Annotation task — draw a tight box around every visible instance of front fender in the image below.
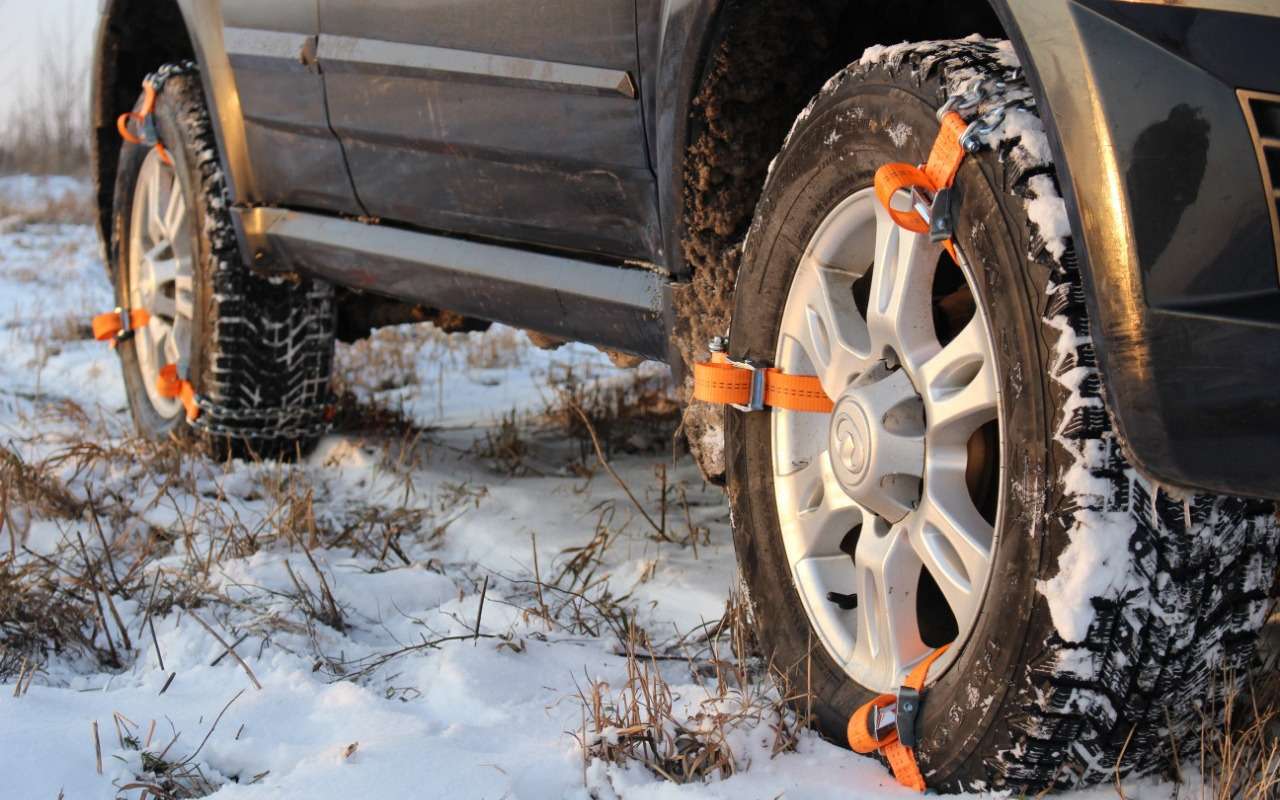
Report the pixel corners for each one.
[991,0,1280,500]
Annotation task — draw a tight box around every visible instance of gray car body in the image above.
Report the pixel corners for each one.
[92,0,1280,501]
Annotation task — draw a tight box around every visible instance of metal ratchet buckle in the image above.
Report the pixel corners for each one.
[114,306,137,344]
[910,184,955,244]
[868,685,923,748]
[726,356,768,412]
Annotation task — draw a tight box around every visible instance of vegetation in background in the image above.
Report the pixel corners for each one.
[0,12,91,176]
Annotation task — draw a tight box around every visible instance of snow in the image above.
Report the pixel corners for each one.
[0,174,89,213]
[0,170,1187,798]
[0,180,891,799]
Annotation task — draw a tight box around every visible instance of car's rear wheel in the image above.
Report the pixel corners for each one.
[110,66,336,451]
[124,146,198,431]
[725,38,1279,792]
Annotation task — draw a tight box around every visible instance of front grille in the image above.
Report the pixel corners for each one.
[1239,90,1280,278]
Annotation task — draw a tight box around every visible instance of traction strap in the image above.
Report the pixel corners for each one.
[157,364,201,422]
[117,80,173,166]
[847,645,950,792]
[92,308,151,348]
[117,62,197,166]
[693,110,973,413]
[94,308,202,421]
[692,351,833,413]
[874,110,970,261]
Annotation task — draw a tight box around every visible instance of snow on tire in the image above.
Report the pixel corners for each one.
[725,36,1280,793]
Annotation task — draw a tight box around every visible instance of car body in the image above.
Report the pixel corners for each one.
[91,0,1280,500]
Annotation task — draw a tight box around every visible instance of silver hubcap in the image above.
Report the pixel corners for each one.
[127,148,195,418]
[772,188,1002,692]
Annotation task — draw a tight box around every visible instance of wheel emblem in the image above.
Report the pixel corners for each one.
[832,405,871,481]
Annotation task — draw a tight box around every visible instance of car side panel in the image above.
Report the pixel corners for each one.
[173,0,361,215]
[217,0,362,214]
[318,1,661,262]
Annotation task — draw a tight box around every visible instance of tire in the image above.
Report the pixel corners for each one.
[725,38,1280,792]
[110,67,335,451]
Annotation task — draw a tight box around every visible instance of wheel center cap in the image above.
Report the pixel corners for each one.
[826,368,926,523]
[831,400,872,484]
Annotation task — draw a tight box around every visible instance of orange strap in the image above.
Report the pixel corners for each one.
[692,354,833,413]
[873,110,969,258]
[92,308,151,347]
[847,694,896,754]
[847,644,950,792]
[923,111,969,191]
[117,81,172,165]
[157,364,201,421]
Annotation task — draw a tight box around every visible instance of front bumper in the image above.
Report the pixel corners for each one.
[999,0,1280,500]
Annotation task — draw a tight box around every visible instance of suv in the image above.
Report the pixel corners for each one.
[92,1,1280,792]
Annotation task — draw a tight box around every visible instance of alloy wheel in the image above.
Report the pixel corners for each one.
[127,148,196,418]
[772,187,1002,693]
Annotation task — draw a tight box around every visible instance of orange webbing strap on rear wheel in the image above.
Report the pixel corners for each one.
[157,364,201,421]
[847,644,951,792]
[93,308,151,346]
[116,83,157,146]
[692,355,833,414]
[117,79,174,165]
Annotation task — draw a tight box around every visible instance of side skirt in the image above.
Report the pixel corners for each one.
[236,208,672,360]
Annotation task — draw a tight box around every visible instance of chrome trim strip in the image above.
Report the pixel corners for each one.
[223,27,312,63]
[240,208,663,312]
[317,34,637,98]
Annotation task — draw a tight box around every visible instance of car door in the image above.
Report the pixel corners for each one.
[317,0,660,262]
[219,0,362,214]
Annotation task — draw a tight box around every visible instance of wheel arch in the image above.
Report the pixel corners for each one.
[657,0,1016,281]
[91,0,255,257]
[658,0,1017,480]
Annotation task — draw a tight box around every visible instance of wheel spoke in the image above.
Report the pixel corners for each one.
[174,275,195,319]
[163,177,186,243]
[793,554,859,661]
[147,164,166,244]
[152,295,177,320]
[776,452,863,559]
[784,258,872,398]
[146,250,179,286]
[162,326,181,364]
[852,517,926,683]
[919,318,998,444]
[868,201,938,373]
[912,465,994,626]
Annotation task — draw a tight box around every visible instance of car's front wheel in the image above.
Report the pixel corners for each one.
[725,38,1279,792]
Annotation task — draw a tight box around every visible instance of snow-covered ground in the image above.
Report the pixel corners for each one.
[0,179,1177,799]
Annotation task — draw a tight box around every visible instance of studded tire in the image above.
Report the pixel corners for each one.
[110,69,335,451]
[725,38,1279,792]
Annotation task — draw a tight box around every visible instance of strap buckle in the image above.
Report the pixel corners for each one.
[866,685,921,749]
[894,686,923,748]
[725,356,768,412]
[870,701,899,744]
[113,306,137,344]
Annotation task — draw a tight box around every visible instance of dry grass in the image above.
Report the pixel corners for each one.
[5,320,1276,797]
[102,695,269,798]
[543,366,680,463]
[0,189,95,230]
[574,587,806,785]
[1193,636,1280,800]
